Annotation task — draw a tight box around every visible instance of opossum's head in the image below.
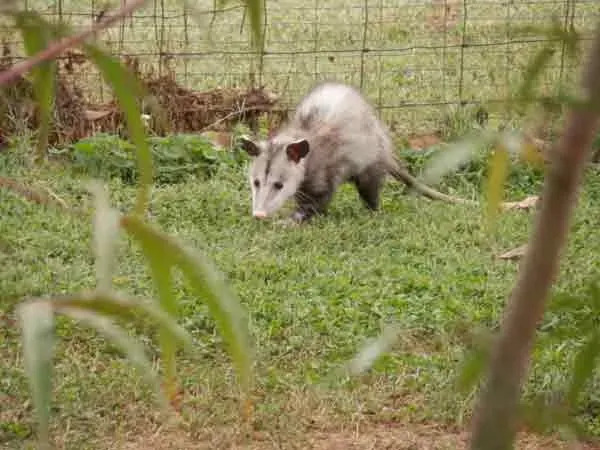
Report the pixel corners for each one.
[240,136,310,219]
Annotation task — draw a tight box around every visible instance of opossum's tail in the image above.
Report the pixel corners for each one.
[387,157,475,205]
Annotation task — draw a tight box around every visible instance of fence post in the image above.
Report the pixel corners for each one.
[458,0,467,105]
[377,0,383,113]
[313,0,319,83]
[259,0,267,87]
[359,0,369,90]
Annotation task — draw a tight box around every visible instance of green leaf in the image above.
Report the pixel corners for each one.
[82,44,153,216]
[134,228,179,394]
[516,45,556,106]
[13,11,55,162]
[456,345,490,393]
[59,307,168,410]
[18,301,54,450]
[121,215,253,392]
[48,291,194,353]
[567,330,600,408]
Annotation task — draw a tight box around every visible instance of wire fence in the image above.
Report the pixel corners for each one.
[2,0,600,135]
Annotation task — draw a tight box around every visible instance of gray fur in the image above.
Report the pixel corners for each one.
[240,82,472,222]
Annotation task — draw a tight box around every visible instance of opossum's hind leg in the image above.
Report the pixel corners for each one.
[353,164,385,211]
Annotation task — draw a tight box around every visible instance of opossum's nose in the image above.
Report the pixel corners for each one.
[253,210,267,219]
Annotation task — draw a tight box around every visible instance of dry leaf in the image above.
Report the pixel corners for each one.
[501,195,539,211]
[84,109,112,121]
[498,244,528,260]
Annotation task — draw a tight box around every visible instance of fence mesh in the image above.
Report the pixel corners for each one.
[2,0,600,136]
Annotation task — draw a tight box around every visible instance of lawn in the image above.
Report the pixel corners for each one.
[3,0,600,448]
[3,132,600,449]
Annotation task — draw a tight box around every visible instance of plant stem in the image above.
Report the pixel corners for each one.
[469,21,600,450]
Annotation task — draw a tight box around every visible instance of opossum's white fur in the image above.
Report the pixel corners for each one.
[292,82,396,170]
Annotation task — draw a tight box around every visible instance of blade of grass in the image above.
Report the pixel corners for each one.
[121,215,253,393]
[59,307,169,411]
[82,44,153,215]
[137,242,179,400]
[567,330,600,408]
[18,301,55,450]
[44,291,194,353]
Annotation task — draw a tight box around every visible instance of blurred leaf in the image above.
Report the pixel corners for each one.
[82,44,153,216]
[18,301,54,450]
[520,141,546,167]
[485,146,509,229]
[88,181,122,292]
[13,11,55,161]
[347,324,401,375]
[516,45,556,106]
[520,394,588,439]
[456,338,491,393]
[567,331,600,408]
[59,307,168,410]
[121,215,253,392]
[421,131,495,186]
[132,223,179,398]
[587,281,600,315]
[49,291,194,353]
[245,0,264,48]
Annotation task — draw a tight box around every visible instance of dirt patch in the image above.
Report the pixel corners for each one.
[114,422,599,450]
[0,49,284,147]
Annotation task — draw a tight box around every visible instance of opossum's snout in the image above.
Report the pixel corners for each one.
[253,210,267,219]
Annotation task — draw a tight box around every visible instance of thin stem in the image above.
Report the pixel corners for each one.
[469,20,600,450]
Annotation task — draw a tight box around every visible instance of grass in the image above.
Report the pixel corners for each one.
[2,3,600,447]
[3,130,600,448]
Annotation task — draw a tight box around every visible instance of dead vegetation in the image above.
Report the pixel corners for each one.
[0,48,284,148]
[113,422,599,450]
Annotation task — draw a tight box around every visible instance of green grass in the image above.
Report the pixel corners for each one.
[3,134,600,448]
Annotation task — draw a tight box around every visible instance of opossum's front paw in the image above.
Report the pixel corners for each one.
[290,210,311,223]
[275,218,299,227]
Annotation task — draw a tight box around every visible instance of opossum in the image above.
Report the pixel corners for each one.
[240,81,473,222]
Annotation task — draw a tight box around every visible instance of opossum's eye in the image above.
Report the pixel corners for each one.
[273,181,283,190]
[253,179,260,188]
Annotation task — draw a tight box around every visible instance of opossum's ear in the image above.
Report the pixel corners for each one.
[285,139,310,164]
[240,136,261,157]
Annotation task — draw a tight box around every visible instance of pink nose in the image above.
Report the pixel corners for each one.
[253,211,267,219]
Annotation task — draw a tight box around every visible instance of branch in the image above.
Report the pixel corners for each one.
[0,0,148,87]
[469,20,600,450]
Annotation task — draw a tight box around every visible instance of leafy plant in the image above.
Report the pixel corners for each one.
[70,133,245,184]
[1,1,263,448]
